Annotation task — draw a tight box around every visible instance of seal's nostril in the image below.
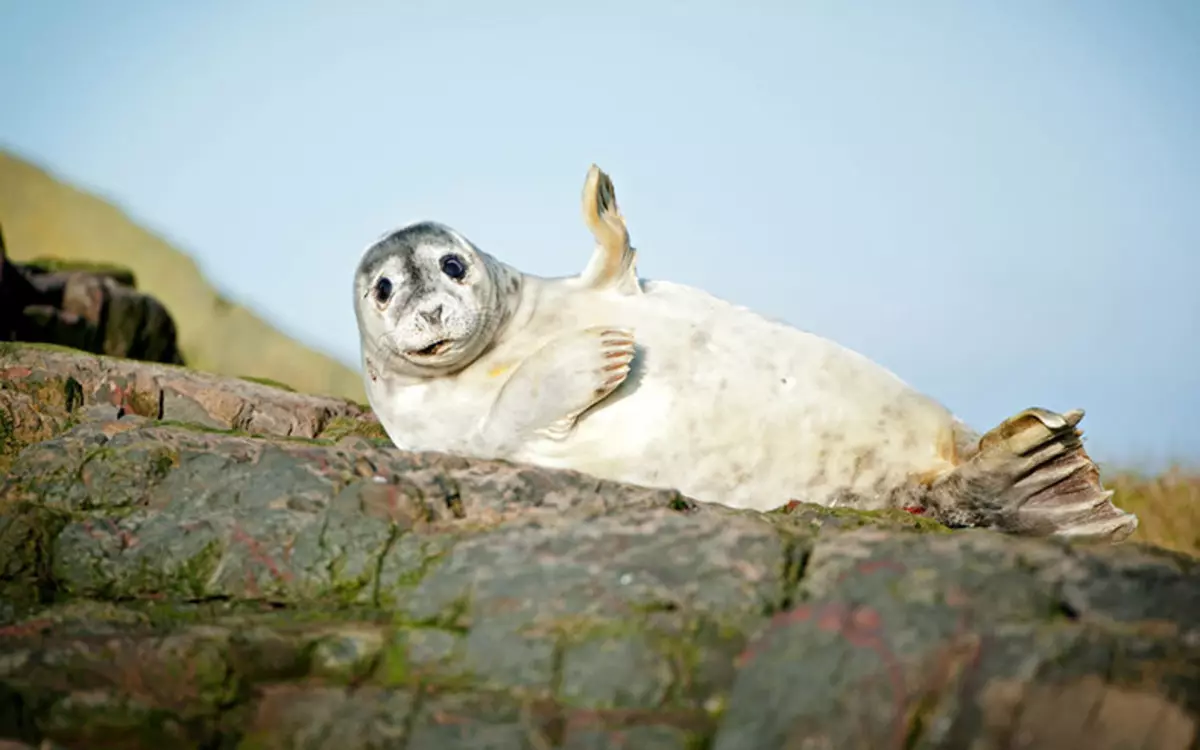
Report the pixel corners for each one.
[420,304,443,326]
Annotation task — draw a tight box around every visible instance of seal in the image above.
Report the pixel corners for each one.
[353,165,1138,542]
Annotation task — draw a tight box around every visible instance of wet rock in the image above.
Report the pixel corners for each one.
[0,343,1197,749]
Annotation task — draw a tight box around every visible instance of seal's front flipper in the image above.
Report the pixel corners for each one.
[577,165,641,295]
[472,326,636,454]
[923,407,1138,542]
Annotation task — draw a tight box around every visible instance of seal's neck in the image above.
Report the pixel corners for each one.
[477,251,525,346]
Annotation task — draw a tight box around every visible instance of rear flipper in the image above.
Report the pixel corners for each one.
[922,407,1138,542]
[576,165,641,295]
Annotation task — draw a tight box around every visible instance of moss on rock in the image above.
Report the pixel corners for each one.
[0,345,1197,748]
[18,256,138,287]
[237,375,296,392]
[317,415,389,442]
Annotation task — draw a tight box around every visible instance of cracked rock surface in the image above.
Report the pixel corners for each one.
[1,343,1198,749]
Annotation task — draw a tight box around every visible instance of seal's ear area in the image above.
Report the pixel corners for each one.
[354,228,421,295]
[577,165,642,296]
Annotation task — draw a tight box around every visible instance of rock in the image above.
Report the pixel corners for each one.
[0,224,184,365]
[0,344,378,455]
[0,229,40,340]
[0,343,1198,749]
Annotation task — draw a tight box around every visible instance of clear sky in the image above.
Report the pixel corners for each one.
[2,1,1197,467]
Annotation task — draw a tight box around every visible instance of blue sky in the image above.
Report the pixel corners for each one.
[2,1,1197,467]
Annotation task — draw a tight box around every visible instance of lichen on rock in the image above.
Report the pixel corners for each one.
[0,343,1197,749]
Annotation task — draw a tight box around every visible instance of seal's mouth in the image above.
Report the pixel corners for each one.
[407,339,452,358]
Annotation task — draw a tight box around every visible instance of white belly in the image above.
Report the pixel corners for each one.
[509,280,965,511]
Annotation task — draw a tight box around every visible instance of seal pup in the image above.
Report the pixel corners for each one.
[353,166,1138,542]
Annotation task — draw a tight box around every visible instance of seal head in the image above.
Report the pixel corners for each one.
[354,221,520,378]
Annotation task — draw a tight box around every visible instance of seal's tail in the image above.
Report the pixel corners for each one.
[578,164,641,295]
[926,407,1138,542]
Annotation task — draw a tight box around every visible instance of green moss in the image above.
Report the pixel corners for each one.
[237,375,296,392]
[825,505,951,533]
[668,496,695,512]
[177,539,224,599]
[1,342,200,379]
[43,700,189,749]
[151,418,333,448]
[9,340,94,357]
[545,611,737,714]
[153,447,179,476]
[0,502,70,600]
[0,403,15,464]
[14,370,86,414]
[131,600,258,627]
[153,419,301,443]
[397,592,470,634]
[376,637,411,686]
[19,256,137,286]
[770,501,952,534]
[236,731,273,750]
[687,729,720,750]
[154,419,243,437]
[79,441,176,495]
[324,555,375,606]
[108,538,225,600]
[369,622,476,690]
[318,415,389,442]
[375,540,451,609]
[187,642,243,707]
[119,599,381,630]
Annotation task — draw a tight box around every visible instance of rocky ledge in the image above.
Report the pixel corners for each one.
[0,224,184,366]
[1,343,1198,750]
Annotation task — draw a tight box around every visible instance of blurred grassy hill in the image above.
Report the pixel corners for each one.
[1107,467,1199,559]
[0,148,366,403]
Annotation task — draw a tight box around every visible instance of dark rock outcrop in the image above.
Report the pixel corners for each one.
[0,225,184,365]
[1,343,1197,749]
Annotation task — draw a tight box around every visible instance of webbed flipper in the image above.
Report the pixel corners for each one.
[923,407,1138,542]
[470,326,636,455]
[577,164,641,295]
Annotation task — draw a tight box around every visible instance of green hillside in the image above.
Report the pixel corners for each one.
[0,149,366,403]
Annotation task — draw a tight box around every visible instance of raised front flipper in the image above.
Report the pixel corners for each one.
[923,407,1138,542]
[577,165,641,295]
[469,326,636,456]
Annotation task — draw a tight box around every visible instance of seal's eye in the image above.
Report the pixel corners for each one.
[373,277,393,304]
[439,254,467,281]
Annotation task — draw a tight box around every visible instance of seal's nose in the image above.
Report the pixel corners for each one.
[419,304,443,327]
